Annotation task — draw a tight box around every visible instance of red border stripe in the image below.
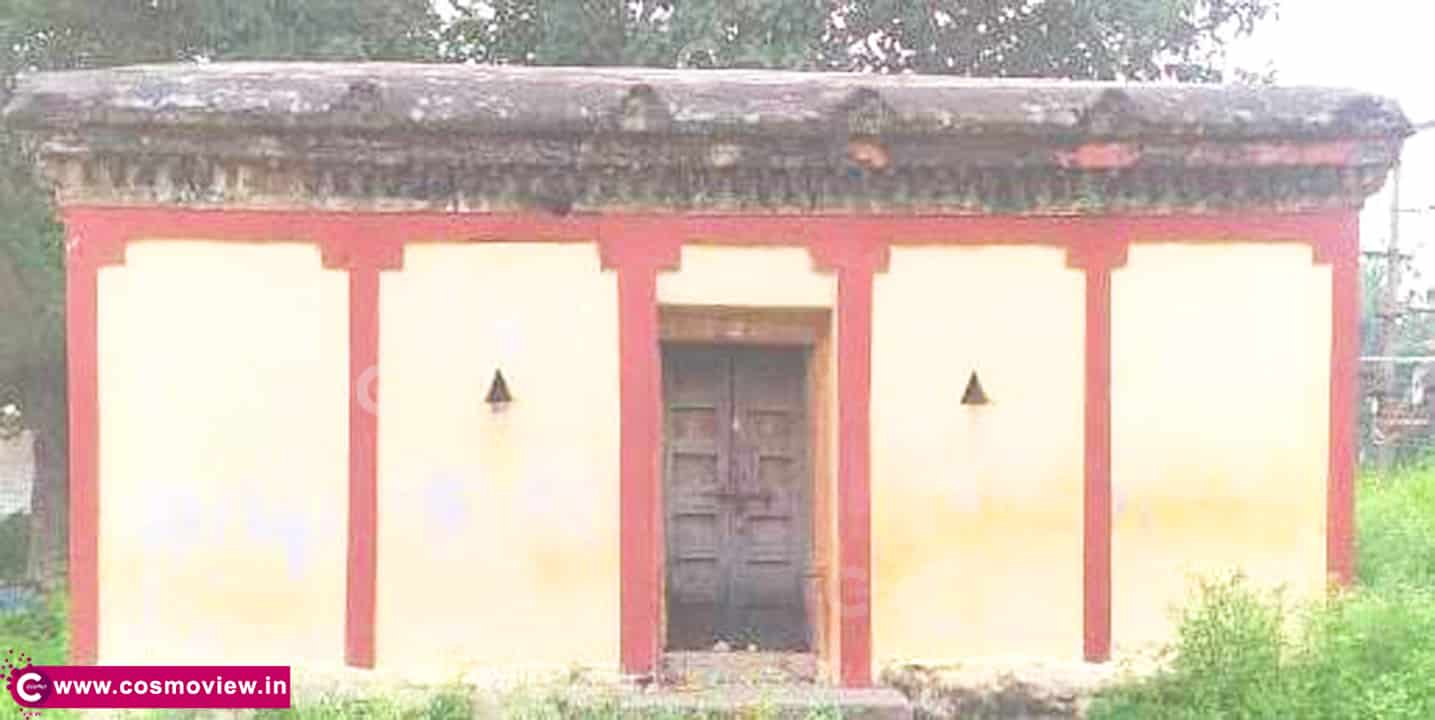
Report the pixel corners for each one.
[616,266,661,676]
[810,235,887,687]
[1317,215,1359,586]
[65,252,100,665]
[1083,266,1113,663]
[1068,239,1127,664]
[344,266,379,668]
[600,233,682,678]
[836,264,876,687]
[319,236,402,669]
[59,207,1353,249]
[61,219,126,665]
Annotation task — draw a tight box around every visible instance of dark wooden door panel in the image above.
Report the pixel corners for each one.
[730,348,809,651]
[663,347,734,651]
[663,344,810,652]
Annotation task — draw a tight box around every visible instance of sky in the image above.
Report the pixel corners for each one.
[1228,1,1435,296]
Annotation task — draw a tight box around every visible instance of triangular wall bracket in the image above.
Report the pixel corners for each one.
[960,371,990,406]
[485,369,513,406]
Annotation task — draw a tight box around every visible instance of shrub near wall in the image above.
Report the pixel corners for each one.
[1359,463,1435,590]
[1090,466,1435,720]
[0,593,66,720]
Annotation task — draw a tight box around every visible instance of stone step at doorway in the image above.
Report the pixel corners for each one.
[661,651,819,687]
[609,686,913,720]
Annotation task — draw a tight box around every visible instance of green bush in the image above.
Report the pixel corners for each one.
[1088,575,1289,720]
[1090,581,1435,720]
[0,591,67,719]
[1091,464,1435,719]
[1359,463,1435,589]
[0,589,66,664]
[1289,587,1435,719]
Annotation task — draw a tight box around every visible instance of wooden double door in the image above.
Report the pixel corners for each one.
[662,344,811,652]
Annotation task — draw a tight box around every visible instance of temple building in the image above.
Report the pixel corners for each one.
[2,63,1408,685]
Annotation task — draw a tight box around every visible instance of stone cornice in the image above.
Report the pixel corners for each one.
[30,132,1393,214]
[7,63,1409,214]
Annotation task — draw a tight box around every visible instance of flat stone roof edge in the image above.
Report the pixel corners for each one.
[3,62,1412,142]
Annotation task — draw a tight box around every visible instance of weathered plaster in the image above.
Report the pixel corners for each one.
[3,63,1409,214]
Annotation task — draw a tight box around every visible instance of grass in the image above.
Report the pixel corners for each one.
[0,591,65,665]
[1089,462,1435,719]
[0,591,68,719]
[119,687,474,720]
[1358,459,1435,590]
[260,687,472,720]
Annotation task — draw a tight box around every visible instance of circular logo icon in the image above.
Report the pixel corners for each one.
[11,667,51,706]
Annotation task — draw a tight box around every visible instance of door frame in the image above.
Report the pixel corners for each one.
[658,305,838,679]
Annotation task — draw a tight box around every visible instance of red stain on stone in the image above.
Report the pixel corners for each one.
[1059,143,1142,169]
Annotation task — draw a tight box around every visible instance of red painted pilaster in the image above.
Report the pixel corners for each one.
[64,254,100,666]
[1313,214,1360,587]
[600,232,683,678]
[1067,238,1127,664]
[321,236,403,669]
[810,235,888,688]
[59,215,127,665]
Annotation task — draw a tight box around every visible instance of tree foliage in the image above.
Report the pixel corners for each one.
[1,0,439,74]
[442,0,1277,80]
[835,0,1275,80]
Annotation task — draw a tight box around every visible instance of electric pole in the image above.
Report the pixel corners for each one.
[1375,158,1402,470]
[1373,120,1435,470]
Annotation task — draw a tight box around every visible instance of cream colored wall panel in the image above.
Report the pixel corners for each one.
[376,243,620,677]
[1111,243,1330,654]
[98,241,348,665]
[657,245,835,308]
[872,246,1086,665]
